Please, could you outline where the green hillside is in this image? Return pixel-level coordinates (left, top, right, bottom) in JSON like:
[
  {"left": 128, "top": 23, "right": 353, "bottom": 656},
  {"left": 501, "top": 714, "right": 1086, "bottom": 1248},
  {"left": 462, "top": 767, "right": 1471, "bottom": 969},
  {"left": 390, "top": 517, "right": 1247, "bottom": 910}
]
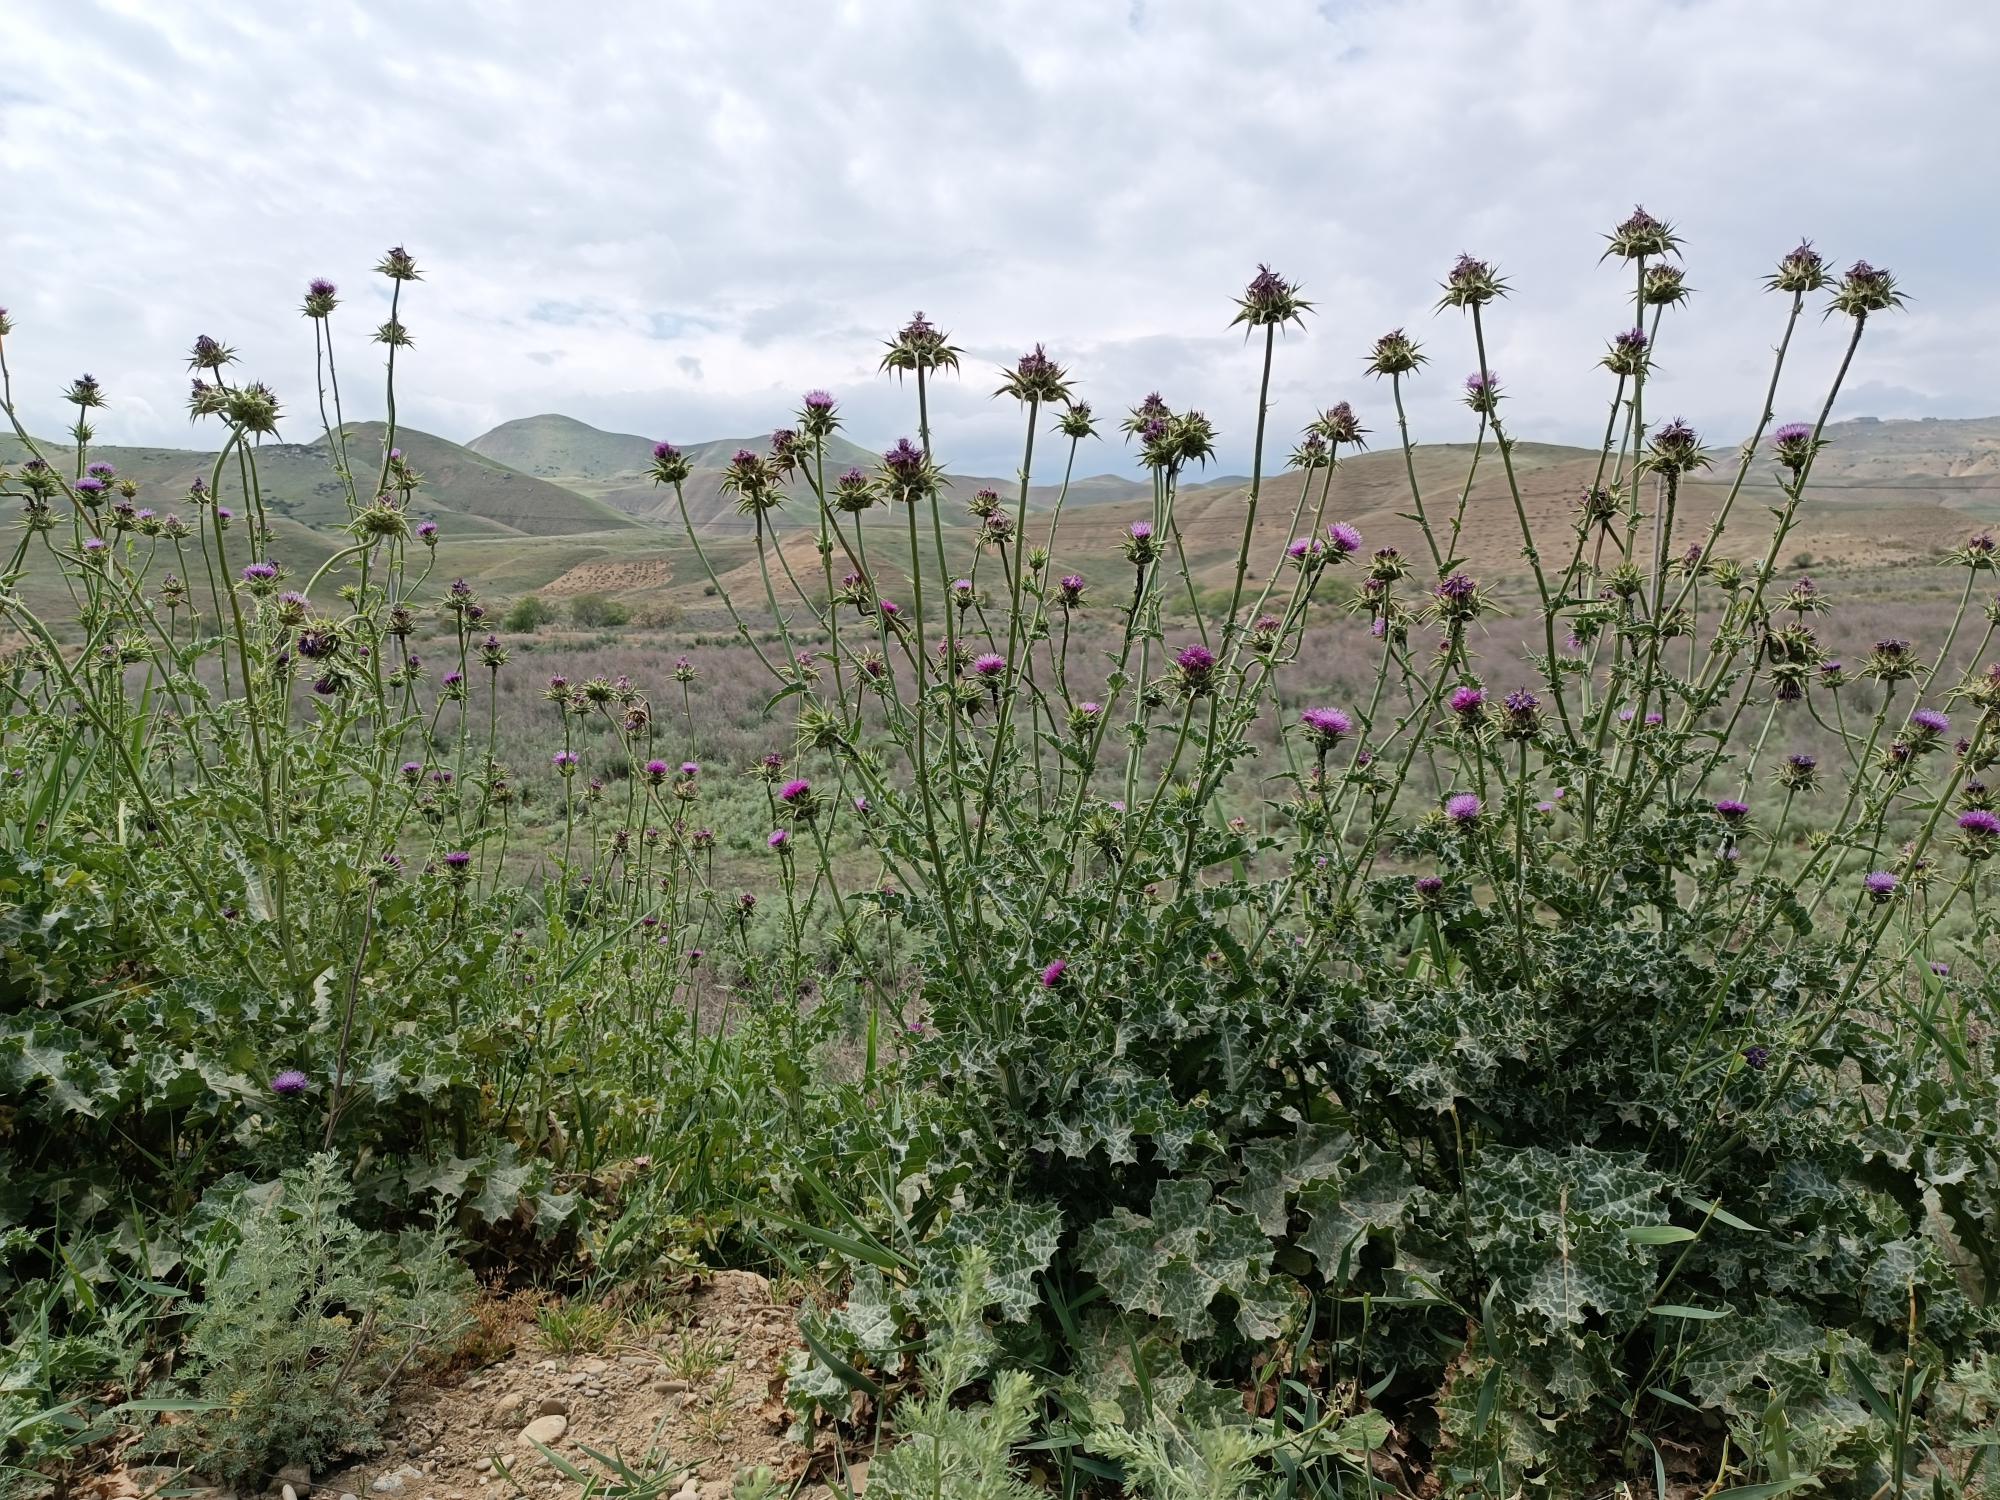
[{"left": 2, "top": 422, "right": 639, "bottom": 539}]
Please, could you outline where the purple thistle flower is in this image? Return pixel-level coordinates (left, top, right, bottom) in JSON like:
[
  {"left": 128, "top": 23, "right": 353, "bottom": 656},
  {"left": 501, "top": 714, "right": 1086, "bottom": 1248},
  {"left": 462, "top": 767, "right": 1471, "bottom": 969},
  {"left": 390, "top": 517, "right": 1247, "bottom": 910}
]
[
  {"left": 803, "top": 389, "right": 835, "bottom": 411},
  {"left": 1958, "top": 809, "right": 2000, "bottom": 836},
  {"left": 1445, "top": 793, "right": 1483, "bottom": 825},
  {"left": 767, "top": 828, "right": 790, "bottom": 850},
  {"left": 1864, "top": 870, "right": 1899, "bottom": 900},
  {"left": 878, "top": 599, "right": 900, "bottom": 618},
  {"left": 1910, "top": 708, "right": 1950, "bottom": 735},
  {"left": 271, "top": 1069, "right": 309, "bottom": 1097},
  {"left": 241, "top": 562, "right": 278, "bottom": 583},
  {"left": 1413, "top": 875, "right": 1444, "bottom": 898},
  {"left": 973, "top": 653, "right": 1007, "bottom": 678},
  {"left": 779, "top": 778, "right": 811, "bottom": 803},
  {"left": 681, "top": 761, "right": 700, "bottom": 777},
  {"left": 1041, "top": 958, "right": 1069, "bottom": 988},
  {"left": 1448, "top": 685, "right": 1486, "bottom": 718},
  {"left": 1299, "top": 706, "right": 1352, "bottom": 747},
  {"left": 443, "top": 850, "right": 473, "bottom": 870},
  {"left": 1715, "top": 798, "right": 1750, "bottom": 823},
  {"left": 551, "top": 750, "right": 579, "bottom": 770},
  {"left": 883, "top": 437, "right": 924, "bottom": 474},
  {"left": 1176, "top": 643, "right": 1215, "bottom": 674},
  {"left": 1129, "top": 521, "right": 1153, "bottom": 541},
  {"left": 1327, "top": 522, "right": 1363, "bottom": 555},
  {"left": 643, "top": 758, "right": 670, "bottom": 784},
  {"left": 1742, "top": 1046, "right": 1771, "bottom": 1072}
]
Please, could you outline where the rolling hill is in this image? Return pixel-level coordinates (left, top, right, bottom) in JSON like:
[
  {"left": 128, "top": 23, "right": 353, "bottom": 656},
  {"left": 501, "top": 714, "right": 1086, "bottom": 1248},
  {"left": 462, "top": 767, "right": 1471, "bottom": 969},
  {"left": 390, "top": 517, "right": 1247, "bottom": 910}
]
[
  {"left": 464, "top": 413, "right": 1155, "bottom": 529},
  {"left": 1, "top": 422, "right": 638, "bottom": 539}
]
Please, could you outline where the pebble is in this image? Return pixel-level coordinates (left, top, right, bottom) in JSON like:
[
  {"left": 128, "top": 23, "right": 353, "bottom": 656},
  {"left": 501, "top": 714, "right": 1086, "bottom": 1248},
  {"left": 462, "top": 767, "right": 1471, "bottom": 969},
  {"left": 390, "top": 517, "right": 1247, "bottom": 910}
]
[
  {"left": 535, "top": 1395, "right": 570, "bottom": 1418},
  {"left": 472, "top": 1460, "right": 493, "bottom": 1475},
  {"left": 369, "top": 1467, "right": 424, "bottom": 1497},
  {"left": 518, "top": 1414, "right": 569, "bottom": 1448},
  {"left": 580, "top": 1358, "right": 609, "bottom": 1377},
  {"left": 488, "top": 1392, "right": 528, "bottom": 1428},
  {"left": 654, "top": 1377, "right": 689, "bottom": 1395},
  {"left": 283, "top": 1487, "right": 300, "bottom": 1500},
  {"left": 277, "top": 1468, "right": 314, "bottom": 1497}
]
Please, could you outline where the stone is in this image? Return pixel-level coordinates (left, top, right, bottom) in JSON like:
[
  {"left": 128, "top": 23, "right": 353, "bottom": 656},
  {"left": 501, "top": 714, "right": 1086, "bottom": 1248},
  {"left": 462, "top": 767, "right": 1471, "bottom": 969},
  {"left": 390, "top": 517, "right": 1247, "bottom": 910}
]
[
  {"left": 518, "top": 1414, "right": 568, "bottom": 1448},
  {"left": 579, "top": 1358, "right": 609, "bottom": 1377},
  {"left": 653, "top": 1377, "right": 689, "bottom": 1395},
  {"left": 472, "top": 1460, "right": 493, "bottom": 1475},
  {"left": 488, "top": 1392, "right": 528, "bottom": 1429},
  {"left": 369, "top": 1468, "right": 424, "bottom": 1497},
  {"left": 283, "top": 1486, "right": 300, "bottom": 1500},
  {"left": 276, "top": 1468, "right": 313, "bottom": 1496},
  {"left": 534, "top": 1396, "right": 569, "bottom": 1418}
]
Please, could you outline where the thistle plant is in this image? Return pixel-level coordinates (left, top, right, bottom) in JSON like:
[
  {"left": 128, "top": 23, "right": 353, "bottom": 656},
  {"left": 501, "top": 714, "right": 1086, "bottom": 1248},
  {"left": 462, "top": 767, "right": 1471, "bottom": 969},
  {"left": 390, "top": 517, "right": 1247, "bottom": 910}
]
[{"left": 5, "top": 215, "right": 2000, "bottom": 1497}]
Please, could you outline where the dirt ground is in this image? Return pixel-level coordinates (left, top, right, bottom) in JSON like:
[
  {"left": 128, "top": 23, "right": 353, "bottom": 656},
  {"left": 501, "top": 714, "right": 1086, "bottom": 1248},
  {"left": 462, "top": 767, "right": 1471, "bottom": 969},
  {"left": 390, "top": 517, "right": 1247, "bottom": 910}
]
[{"left": 107, "top": 1271, "right": 859, "bottom": 1500}]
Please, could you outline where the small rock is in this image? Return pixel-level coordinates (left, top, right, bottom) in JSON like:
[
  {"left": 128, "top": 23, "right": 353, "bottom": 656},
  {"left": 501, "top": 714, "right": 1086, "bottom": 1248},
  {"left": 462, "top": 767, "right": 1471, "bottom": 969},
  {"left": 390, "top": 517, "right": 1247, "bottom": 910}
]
[
  {"left": 654, "top": 1377, "right": 689, "bottom": 1395},
  {"left": 566, "top": 1372, "right": 588, "bottom": 1387},
  {"left": 277, "top": 1468, "right": 313, "bottom": 1497},
  {"left": 534, "top": 1395, "right": 569, "bottom": 1418},
  {"left": 283, "top": 1486, "right": 300, "bottom": 1500},
  {"left": 845, "top": 1461, "right": 870, "bottom": 1496},
  {"left": 670, "top": 1485, "right": 700, "bottom": 1500},
  {"left": 472, "top": 1460, "right": 492, "bottom": 1476},
  {"left": 700, "top": 1482, "right": 731, "bottom": 1500},
  {"left": 580, "top": 1357, "right": 609, "bottom": 1377},
  {"left": 489, "top": 1392, "right": 528, "bottom": 1429},
  {"left": 518, "top": 1415, "right": 568, "bottom": 1449}
]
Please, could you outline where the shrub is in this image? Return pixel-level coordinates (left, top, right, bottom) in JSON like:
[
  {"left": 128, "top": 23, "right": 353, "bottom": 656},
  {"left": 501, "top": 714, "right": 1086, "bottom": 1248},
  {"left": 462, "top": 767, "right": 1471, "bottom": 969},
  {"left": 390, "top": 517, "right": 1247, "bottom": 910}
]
[
  {"left": 163, "top": 1155, "right": 471, "bottom": 1486},
  {"left": 503, "top": 593, "right": 556, "bottom": 631},
  {"left": 569, "top": 591, "right": 630, "bottom": 627}
]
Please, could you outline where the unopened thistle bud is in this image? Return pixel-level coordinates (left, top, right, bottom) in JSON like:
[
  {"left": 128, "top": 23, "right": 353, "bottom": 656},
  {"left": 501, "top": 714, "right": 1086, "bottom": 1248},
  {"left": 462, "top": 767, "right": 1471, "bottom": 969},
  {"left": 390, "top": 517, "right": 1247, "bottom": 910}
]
[
  {"left": 1642, "top": 264, "right": 1690, "bottom": 307},
  {"left": 1645, "top": 418, "right": 1708, "bottom": 475},
  {"left": 1830, "top": 260, "right": 1903, "bottom": 318},
  {"left": 1233, "top": 264, "right": 1311, "bottom": 329},
  {"left": 1463, "top": 371, "right": 1501, "bottom": 415},
  {"left": 1602, "top": 327, "right": 1650, "bottom": 377},
  {"left": 375, "top": 245, "right": 421, "bottom": 281},
  {"left": 1604, "top": 205, "right": 1681, "bottom": 261},
  {"left": 1365, "top": 328, "right": 1425, "bottom": 378},
  {"left": 302, "top": 278, "right": 338, "bottom": 318},
  {"left": 1123, "top": 520, "right": 1159, "bottom": 566},
  {"left": 1438, "top": 255, "right": 1507, "bottom": 311},
  {"left": 1767, "top": 242, "right": 1829, "bottom": 294}
]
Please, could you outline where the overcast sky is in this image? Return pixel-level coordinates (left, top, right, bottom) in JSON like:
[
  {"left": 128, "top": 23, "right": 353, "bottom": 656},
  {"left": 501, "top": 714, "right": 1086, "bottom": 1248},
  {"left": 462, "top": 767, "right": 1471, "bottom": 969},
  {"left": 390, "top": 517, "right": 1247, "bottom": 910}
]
[{"left": 4, "top": 0, "right": 1994, "bottom": 479}]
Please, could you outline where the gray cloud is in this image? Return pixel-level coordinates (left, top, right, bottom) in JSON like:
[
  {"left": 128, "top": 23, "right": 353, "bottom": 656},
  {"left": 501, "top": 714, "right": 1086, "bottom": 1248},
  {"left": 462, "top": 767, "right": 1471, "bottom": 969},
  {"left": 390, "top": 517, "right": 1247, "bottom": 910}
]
[{"left": 2, "top": 0, "right": 1993, "bottom": 479}]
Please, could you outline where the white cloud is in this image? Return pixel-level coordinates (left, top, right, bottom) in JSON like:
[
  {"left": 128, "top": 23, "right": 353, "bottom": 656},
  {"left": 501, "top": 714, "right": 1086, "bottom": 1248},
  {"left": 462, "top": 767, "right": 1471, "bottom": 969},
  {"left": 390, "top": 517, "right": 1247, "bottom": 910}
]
[{"left": 2, "top": 0, "right": 1992, "bottom": 478}]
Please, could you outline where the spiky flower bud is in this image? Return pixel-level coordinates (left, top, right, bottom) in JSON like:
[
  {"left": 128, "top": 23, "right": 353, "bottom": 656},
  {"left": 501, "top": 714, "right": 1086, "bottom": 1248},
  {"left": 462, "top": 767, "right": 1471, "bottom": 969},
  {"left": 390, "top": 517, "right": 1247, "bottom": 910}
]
[
  {"left": 302, "top": 279, "right": 338, "bottom": 318},
  {"left": 1604, "top": 205, "right": 1681, "bottom": 261},
  {"left": 1123, "top": 520, "right": 1159, "bottom": 566},
  {"left": 1644, "top": 418, "right": 1708, "bottom": 476},
  {"left": 1170, "top": 642, "right": 1219, "bottom": 699},
  {"left": 1642, "top": 264, "right": 1690, "bottom": 306},
  {"left": 997, "top": 343, "right": 1072, "bottom": 403},
  {"left": 880, "top": 311, "right": 962, "bottom": 378},
  {"left": 1776, "top": 752, "right": 1819, "bottom": 792},
  {"left": 1830, "top": 261, "right": 1903, "bottom": 318},
  {"left": 1770, "top": 422, "right": 1817, "bottom": 473},
  {"left": 1437, "top": 255, "right": 1507, "bottom": 311},
  {"left": 1232, "top": 264, "right": 1311, "bottom": 329},
  {"left": 1602, "top": 327, "right": 1650, "bottom": 378},
  {"left": 1058, "top": 401, "right": 1098, "bottom": 441},
  {"left": 878, "top": 438, "right": 940, "bottom": 505},
  {"left": 1767, "top": 242, "right": 1830, "bottom": 294},
  {"left": 64, "top": 374, "right": 105, "bottom": 408},
  {"left": 1365, "top": 329, "right": 1426, "bottom": 378},
  {"left": 1463, "top": 371, "right": 1501, "bottom": 416},
  {"left": 375, "top": 245, "right": 421, "bottom": 281},
  {"left": 797, "top": 389, "right": 839, "bottom": 439}
]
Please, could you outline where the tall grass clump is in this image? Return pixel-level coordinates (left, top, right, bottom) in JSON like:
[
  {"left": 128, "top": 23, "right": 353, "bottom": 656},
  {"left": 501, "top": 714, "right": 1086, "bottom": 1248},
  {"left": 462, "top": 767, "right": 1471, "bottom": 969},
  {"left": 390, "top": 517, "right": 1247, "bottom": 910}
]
[{"left": 3, "top": 212, "right": 2000, "bottom": 1496}]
